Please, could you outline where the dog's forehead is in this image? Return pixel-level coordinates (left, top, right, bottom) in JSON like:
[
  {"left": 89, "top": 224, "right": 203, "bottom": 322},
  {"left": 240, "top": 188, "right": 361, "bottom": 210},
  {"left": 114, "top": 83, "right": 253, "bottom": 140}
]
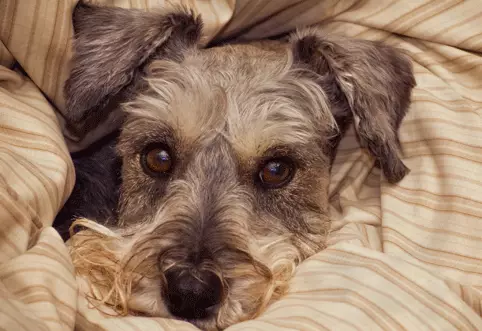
[
  {"left": 125, "top": 43, "right": 331, "bottom": 157},
  {"left": 188, "top": 42, "right": 291, "bottom": 83}
]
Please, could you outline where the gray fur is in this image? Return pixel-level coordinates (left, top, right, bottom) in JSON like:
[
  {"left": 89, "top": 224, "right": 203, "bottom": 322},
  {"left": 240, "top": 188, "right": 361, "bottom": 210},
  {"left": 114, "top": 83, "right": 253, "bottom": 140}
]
[{"left": 57, "top": 2, "right": 416, "bottom": 330}]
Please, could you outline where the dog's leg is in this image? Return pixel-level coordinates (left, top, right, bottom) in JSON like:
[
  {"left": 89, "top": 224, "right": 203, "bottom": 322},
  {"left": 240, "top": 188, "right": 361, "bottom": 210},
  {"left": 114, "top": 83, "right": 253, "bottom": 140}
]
[{"left": 54, "top": 132, "right": 121, "bottom": 240}]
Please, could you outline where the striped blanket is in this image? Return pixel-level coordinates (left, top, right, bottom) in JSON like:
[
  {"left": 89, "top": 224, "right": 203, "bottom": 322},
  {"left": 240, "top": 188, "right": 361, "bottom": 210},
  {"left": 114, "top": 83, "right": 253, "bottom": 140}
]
[{"left": 0, "top": 1, "right": 481, "bottom": 330}]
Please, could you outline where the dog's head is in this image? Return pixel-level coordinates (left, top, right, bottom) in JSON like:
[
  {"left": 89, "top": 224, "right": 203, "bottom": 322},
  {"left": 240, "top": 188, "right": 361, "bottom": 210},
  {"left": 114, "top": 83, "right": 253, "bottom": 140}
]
[{"left": 66, "top": 1, "right": 415, "bottom": 330}]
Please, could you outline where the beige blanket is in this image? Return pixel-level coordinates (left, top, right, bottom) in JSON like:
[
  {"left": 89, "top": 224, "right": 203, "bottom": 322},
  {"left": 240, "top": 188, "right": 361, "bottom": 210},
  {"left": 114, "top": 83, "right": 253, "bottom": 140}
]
[{"left": 1, "top": 0, "right": 481, "bottom": 330}]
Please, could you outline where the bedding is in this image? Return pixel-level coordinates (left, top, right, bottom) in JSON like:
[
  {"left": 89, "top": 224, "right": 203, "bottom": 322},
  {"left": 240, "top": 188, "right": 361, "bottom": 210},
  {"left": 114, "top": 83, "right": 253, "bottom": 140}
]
[{"left": 0, "top": 0, "right": 481, "bottom": 330}]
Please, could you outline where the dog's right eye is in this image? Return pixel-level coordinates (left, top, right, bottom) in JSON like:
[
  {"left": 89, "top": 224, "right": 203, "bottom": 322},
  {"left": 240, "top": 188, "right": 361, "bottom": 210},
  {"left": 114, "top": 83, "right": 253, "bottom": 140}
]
[
  {"left": 141, "top": 145, "right": 173, "bottom": 176},
  {"left": 258, "top": 158, "right": 295, "bottom": 189}
]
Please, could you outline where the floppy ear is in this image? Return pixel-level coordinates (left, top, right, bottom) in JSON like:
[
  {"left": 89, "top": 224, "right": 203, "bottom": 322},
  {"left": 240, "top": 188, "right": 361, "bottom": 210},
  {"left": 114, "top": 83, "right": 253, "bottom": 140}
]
[
  {"left": 291, "top": 28, "right": 416, "bottom": 183},
  {"left": 64, "top": 0, "right": 202, "bottom": 139}
]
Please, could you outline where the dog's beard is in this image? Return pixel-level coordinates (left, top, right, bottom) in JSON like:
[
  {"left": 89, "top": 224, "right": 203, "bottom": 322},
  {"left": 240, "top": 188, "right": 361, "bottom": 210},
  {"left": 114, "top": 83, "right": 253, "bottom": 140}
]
[{"left": 68, "top": 212, "right": 328, "bottom": 330}]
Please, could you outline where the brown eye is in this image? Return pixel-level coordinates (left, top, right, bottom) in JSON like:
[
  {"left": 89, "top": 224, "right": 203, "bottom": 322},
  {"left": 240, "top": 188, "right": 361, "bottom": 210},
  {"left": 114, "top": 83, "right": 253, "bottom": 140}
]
[
  {"left": 258, "top": 158, "right": 294, "bottom": 188},
  {"left": 142, "top": 146, "right": 173, "bottom": 175}
]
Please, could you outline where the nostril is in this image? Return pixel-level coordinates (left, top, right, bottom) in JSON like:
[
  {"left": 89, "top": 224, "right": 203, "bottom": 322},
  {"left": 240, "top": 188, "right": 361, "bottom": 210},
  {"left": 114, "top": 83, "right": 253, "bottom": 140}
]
[{"left": 165, "top": 268, "right": 223, "bottom": 319}]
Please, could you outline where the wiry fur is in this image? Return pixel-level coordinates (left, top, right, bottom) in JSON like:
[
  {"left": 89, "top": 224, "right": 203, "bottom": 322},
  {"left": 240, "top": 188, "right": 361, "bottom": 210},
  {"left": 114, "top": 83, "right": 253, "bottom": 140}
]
[
  {"left": 55, "top": 2, "right": 416, "bottom": 330},
  {"left": 63, "top": 0, "right": 202, "bottom": 140},
  {"left": 291, "top": 28, "right": 415, "bottom": 182}
]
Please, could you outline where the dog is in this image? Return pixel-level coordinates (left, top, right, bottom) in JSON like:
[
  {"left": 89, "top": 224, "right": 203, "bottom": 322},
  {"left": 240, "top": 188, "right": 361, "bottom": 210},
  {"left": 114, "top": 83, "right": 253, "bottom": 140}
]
[{"left": 54, "top": 1, "right": 416, "bottom": 330}]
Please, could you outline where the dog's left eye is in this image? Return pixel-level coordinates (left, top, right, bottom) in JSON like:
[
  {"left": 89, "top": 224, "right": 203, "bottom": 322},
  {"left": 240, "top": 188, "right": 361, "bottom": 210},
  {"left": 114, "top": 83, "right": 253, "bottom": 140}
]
[
  {"left": 258, "top": 158, "right": 295, "bottom": 188},
  {"left": 141, "top": 145, "right": 173, "bottom": 175}
]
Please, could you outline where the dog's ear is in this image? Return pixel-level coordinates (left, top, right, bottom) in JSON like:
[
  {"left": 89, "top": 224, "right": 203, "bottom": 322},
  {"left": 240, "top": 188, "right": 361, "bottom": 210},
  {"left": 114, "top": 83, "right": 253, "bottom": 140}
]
[
  {"left": 64, "top": 0, "right": 202, "bottom": 139},
  {"left": 290, "top": 28, "right": 416, "bottom": 183}
]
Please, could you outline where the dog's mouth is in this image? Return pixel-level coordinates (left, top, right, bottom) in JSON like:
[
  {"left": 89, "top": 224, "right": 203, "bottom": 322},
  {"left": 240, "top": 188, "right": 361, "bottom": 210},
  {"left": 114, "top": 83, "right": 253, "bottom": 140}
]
[
  {"left": 164, "top": 299, "right": 223, "bottom": 331},
  {"left": 174, "top": 304, "right": 221, "bottom": 323},
  {"left": 165, "top": 295, "right": 222, "bottom": 321},
  {"left": 68, "top": 219, "right": 300, "bottom": 330}
]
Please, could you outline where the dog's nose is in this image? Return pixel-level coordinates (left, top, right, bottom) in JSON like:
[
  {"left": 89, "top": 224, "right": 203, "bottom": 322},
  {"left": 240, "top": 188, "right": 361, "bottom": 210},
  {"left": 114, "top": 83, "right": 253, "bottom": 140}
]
[{"left": 164, "top": 268, "right": 223, "bottom": 319}]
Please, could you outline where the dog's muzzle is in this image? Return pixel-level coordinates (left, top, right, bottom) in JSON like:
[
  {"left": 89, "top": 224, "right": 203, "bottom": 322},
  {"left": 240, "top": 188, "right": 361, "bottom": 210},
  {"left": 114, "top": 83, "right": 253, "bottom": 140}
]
[{"left": 164, "top": 267, "right": 223, "bottom": 319}]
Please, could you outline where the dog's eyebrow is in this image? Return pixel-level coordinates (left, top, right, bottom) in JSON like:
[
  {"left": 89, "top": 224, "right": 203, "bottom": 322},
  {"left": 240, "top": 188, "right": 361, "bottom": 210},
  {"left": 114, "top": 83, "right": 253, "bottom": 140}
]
[
  {"left": 118, "top": 118, "right": 178, "bottom": 156},
  {"left": 256, "top": 144, "right": 305, "bottom": 162}
]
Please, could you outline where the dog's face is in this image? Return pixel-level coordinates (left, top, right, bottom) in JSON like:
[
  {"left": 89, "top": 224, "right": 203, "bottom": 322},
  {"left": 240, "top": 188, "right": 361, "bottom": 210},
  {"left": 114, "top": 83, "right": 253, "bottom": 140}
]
[
  {"left": 115, "top": 45, "right": 334, "bottom": 328},
  {"left": 66, "top": 2, "right": 415, "bottom": 330}
]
